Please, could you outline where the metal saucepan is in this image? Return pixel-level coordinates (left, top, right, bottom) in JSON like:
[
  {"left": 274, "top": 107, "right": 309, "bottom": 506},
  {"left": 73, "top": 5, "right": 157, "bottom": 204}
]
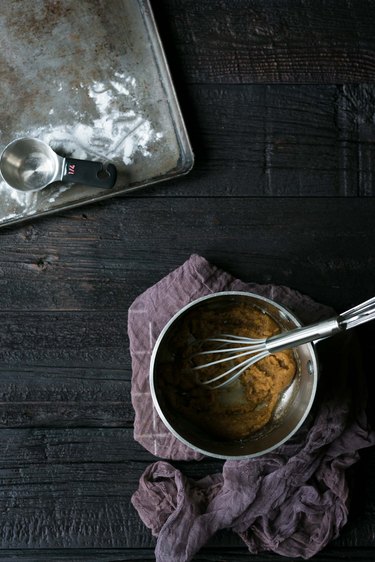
[
  {"left": 0, "top": 137, "right": 117, "bottom": 192},
  {"left": 150, "top": 291, "right": 319, "bottom": 460}
]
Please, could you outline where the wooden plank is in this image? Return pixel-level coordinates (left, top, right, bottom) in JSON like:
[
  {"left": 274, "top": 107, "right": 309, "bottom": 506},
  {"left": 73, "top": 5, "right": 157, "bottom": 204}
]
[
  {"left": 176, "top": 84, "right": 358, "bottom": 198},
  {"left": 0, "top": 429, "right": 153, "bottom": 549},
  {"left": 152, "top": 0, "right": 375, "bottom": 84},
  {"left": 0, "top": 427, "right": 227, "bottom": 549},
  {"left": 0, "top": 311, "right": 130, "bottom": 368},
  {"left": 124, "top": 83, "right": 375, "bottom": 197},
  {"left": 0, "top": 197, "right": 373, "bottom": 313},
  {"left": 1, "top": 546, "right": 375, "bottom": 561},
  {"left": 0, "top": 428, "right": 373, "bottom": 550},
  {"left": 0, "top": 368, "right": 133, "bottom": 428}
]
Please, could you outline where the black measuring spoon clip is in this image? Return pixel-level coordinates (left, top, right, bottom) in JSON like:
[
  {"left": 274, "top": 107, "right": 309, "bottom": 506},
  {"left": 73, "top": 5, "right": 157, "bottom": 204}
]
[{"left": 62, "top": 158, "right": 117, "bottom": 189}]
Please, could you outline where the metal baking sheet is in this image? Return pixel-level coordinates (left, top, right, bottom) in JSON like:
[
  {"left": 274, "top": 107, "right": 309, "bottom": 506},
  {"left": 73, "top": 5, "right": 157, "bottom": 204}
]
[{"left": 0, "top": 0, "right": 193, "bottom": 227}]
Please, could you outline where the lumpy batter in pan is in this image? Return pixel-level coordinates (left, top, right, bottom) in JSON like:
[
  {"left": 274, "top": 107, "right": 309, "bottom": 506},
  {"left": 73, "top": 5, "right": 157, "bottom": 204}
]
[{"left": 159, "top": 303, "right": 297, "bottom": 441}]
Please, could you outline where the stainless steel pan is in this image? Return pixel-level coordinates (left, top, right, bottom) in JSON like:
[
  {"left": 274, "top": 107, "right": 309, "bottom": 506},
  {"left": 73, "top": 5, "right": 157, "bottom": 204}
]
[{"left": 150, "top": 291, "right": 319, "bottom": 459}]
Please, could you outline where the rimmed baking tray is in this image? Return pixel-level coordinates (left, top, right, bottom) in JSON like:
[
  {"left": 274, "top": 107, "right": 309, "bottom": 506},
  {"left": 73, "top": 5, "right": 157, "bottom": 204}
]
[{"left": 0, "top": 0, "right": 193, "bottom": 227}]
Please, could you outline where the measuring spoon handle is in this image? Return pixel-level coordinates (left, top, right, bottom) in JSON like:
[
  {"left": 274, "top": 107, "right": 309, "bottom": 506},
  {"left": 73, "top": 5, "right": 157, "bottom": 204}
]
[{"left": 62, "top": 158, "right": 117, "bottom": 189}]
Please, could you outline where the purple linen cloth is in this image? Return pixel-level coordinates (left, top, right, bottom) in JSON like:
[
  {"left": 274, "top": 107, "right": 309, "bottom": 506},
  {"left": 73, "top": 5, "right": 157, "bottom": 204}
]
[{"left": 129, "top": 254, "right": 375, "bottom": 561}]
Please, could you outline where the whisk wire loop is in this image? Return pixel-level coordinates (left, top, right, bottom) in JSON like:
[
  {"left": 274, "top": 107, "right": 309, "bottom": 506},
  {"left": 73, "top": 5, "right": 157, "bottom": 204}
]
[{"left": 200, "top": 350, "right": 270, "bottom": 388}]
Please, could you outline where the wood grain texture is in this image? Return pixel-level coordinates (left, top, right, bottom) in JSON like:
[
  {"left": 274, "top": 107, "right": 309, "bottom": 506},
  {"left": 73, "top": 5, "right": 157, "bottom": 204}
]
[
  {"left": 176, "top": 84, "right": 355, "bottom": 197},
  {"left": 0, "top": 428, "right": 230, "bottom": 550},
  {"left": 0, "top": 197, "right": 373, "bottom": 313},
  {"left": 0, "top": 428, "right": 373, "bottom": 552},
  {"left": 2, "top": 547, "right": 375, "bottom": 561},
  {"left": 152, "top": 0, "right": 375, "bottom": 84},
  {"left": 129, "top": 84, "right": 375, "bottom": 197}
]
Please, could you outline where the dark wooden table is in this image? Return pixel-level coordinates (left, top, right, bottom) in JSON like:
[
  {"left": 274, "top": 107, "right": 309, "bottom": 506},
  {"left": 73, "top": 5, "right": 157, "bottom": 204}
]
[{"left": 1, "top": 1, "right": 375, "bottom": 560}]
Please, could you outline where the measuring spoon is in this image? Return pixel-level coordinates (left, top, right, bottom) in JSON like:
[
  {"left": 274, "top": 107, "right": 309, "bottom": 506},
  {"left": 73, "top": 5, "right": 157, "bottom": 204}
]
[{"left": 0, "top": 137, "right": 117, "bottom": 192}]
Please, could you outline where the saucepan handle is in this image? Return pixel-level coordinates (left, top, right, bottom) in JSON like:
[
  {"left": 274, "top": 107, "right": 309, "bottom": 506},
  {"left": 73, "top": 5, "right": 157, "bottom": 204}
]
[
  {"left": 62, "top": 158, "right": 117, "bottom": 189},
  {"left": 265, "top": 317, "right": 341, "bottom": 353},
  {"left": 265, "top": 296, "right": 375, "bottom": 353}
]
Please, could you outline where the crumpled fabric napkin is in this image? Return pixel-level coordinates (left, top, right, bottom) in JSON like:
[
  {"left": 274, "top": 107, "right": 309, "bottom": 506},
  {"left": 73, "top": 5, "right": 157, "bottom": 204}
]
[{"left": 129, "top": 254, "right": 375, "bottom": 561}]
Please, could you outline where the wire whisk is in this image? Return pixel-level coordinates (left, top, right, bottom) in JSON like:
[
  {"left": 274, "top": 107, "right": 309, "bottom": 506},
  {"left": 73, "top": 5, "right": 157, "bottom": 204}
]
[{"left": 193, "top": 296, "right": 375, "bottom": 389}]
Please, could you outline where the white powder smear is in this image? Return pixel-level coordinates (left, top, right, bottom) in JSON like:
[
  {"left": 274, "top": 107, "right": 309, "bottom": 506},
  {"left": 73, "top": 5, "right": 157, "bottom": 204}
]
[
  {"left": 81, "top": 72, "right": 164, "bottom": 163},
  {"left": 0, "top": 71, "right": 164, "bottom": 218},
  {"left": 21, "top": 71, "right": 163, "bottom": 164}
]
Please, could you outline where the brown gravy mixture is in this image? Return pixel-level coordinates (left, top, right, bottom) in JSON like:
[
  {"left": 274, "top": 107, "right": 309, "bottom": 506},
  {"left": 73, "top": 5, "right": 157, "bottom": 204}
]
[{"left": 159, "top": 303, "right": 297, "bottom": 441}]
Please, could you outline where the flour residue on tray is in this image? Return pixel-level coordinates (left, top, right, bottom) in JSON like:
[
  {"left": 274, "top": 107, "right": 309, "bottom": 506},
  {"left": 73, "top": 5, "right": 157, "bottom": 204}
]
[
  {"left": 0, "top": 71, "right": 164, "bottom": 218},
  {"left": 17, "top": 71, "right": 164, "bottom": 165},
  {"left": 84, "top": 72, "right": 164, "bottom": 164}
]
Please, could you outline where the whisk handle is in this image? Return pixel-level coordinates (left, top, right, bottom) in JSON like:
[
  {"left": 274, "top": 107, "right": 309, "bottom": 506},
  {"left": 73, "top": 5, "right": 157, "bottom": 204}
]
[
  {"left": 266, "top": 296, "right": 375, "bottom": 354},
  {"left": 265, "top": 317, "right": 341, "bottom": 353}
]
